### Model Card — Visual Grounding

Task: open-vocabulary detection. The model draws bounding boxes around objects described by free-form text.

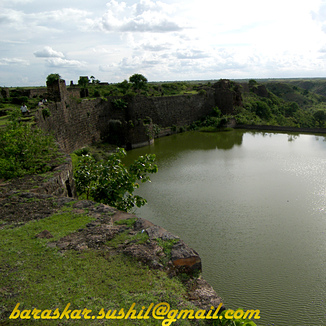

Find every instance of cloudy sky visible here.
[1,0,326,86]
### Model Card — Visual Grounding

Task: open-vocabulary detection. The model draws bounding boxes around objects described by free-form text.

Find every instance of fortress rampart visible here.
[35,79,242,153]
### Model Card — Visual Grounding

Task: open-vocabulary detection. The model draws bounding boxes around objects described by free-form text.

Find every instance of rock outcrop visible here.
[0,159,224,313]
[213,79,243,114]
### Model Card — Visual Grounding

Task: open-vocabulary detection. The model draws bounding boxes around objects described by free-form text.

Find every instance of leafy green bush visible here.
[74,148,158,212]
[253,100,272,119]
[129,74,148,93]
[42,107,51,118]
[0,108,61,179]
[46,73,61,85]
[313,109,326,126]
[112,98,128,110]
[73,147,91,156]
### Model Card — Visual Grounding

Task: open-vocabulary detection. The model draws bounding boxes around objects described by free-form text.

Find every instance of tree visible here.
[90,76,100,84]
[248,79,258,90]
[117,80,131,94]
[74,148,158,212]
[129,74,148,93]
[78,76,90,88]
[284,102,299,117]
[254,100,271,119]
[46,73,61,85]
[313,110,326,126]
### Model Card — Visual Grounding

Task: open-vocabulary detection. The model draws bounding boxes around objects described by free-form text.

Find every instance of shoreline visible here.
[234,124,326,135]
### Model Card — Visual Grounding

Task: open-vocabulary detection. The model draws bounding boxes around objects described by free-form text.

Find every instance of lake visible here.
[124,129,326,326]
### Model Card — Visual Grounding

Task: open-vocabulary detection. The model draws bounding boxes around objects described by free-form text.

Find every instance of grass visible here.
[0,118,8,126]
[0,209,204,325]
[106,228,149,249]
[114,217,137,227]
[155,238,179,260]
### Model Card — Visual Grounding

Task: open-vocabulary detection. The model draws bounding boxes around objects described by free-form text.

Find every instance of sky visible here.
[2,0,326,86]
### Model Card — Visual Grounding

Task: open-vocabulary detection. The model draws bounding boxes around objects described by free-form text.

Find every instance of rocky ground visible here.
[0,168,224,314]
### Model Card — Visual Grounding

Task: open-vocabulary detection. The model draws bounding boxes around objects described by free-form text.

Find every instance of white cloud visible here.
[2,0,32,3]
[311,2,326,22]
[0,8,24,26]
[34,46,64,58]
[2,0,326,86]
[141,42,170,52]
[0,58,29,66]
[46,58,86,68]
[96,0,183,33]
[99,64,113,72]
[0,7,90,33]
[175,49,209,60]
[37,8,90,26]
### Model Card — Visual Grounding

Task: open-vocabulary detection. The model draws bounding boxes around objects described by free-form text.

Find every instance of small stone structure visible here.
[213,79,243,114]
[0,87,10,99]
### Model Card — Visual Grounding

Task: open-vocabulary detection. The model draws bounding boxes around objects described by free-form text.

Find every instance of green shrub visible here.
[74,148,158,212]
[0,108,61,179]
[73,147,91,156]
[153,124,161,137]
[46,73,61,85]
[42,107,51,118]
[112,98,128,110]
[93,90,101,97]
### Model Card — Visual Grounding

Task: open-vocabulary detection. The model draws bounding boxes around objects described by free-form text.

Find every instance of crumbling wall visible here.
[213,79,243,114]
[35,98,107,153]
[127,90,216,127]
[0,87,10,99]
[35,79,242,153]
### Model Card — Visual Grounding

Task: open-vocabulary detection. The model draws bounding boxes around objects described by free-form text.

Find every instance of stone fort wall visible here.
[35,80,241,153]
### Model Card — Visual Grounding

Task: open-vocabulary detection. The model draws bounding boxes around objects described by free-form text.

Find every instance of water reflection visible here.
[288,134,299,142]
[156,130,244,151]
[124,130,245,166]
[212,131,243,150]
[125,130,326,326]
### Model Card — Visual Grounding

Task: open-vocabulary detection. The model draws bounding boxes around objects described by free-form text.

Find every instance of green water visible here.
[124,130,326,326]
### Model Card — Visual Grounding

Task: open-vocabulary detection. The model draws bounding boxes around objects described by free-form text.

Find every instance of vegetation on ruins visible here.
[2,76,326,135]
[90,75,100,84]
[46,73,61,85]
[189,79,326,132]
[235,80,326,128]
[78,76,90,89]
[129,73,148,93]
[73,148,158,212]
[111,98,128,110]
[76,75,206,98]
[0,108,62,179]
